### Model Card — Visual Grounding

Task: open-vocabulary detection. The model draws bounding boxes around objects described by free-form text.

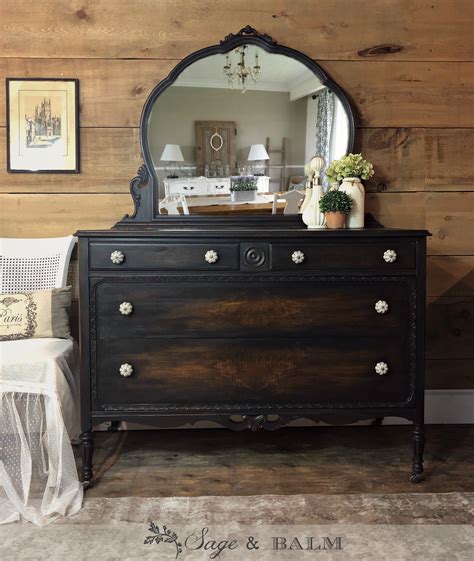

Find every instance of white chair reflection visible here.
[159,194,190,215]
[272,190,305,215]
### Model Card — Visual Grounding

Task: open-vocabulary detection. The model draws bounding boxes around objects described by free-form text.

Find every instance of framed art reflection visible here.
[6,78,80,173]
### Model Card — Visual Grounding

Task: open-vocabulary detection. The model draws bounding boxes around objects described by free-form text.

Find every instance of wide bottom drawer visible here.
[95,280,411,340]
[95,337,413,409]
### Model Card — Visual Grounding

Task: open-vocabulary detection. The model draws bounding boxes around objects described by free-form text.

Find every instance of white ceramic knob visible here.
[205,249,219,264]
[375,300,389,314]
[119,302,133,316]
[110,250,125,264]
[375,362,389,376]
[292,250,305,264]
[383,249,397,263]
[119,363,133,377]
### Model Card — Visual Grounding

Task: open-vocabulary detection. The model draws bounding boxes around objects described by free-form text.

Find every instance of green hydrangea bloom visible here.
[325,153,375,183]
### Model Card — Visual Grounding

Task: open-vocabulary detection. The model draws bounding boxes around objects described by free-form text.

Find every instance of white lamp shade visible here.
[247,144,269,161]
[160,144,184,162]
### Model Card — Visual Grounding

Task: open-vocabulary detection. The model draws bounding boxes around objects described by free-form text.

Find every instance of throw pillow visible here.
[0,287,71,341]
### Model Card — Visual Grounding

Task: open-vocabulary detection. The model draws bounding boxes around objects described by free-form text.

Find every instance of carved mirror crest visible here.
[118,26,355,227]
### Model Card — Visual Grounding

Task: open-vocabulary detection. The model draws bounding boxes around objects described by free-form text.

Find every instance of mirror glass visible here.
[147,45,351,215]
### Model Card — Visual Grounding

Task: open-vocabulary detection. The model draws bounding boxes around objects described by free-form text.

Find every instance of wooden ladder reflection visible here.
[265,136,286,191]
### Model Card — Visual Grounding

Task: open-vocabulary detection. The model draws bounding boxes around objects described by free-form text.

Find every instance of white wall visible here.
[148,86,307,189]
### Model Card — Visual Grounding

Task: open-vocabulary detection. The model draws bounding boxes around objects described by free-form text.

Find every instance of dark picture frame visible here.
[6,78,80,173]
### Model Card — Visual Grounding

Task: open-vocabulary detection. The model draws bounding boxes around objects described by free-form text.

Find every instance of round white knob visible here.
[205,249,219,264]
[110,250,125,264]
[383,249,397,263]
[119,302,133,316]
[375,300,389,314]
[119,363,133,377]
[375,362,389,376]
[292,250,305,264]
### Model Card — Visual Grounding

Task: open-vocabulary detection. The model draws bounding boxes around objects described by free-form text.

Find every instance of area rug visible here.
[0,493,472,560]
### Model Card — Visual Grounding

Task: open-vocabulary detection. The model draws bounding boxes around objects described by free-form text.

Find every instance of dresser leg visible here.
[80,430,94,487]
[410,423,425,484]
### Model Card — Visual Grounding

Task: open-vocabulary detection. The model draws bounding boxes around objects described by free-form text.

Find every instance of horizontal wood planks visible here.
[357,128,474,192]
[427,257,474,297]
[4,192,472,255]
[1,127,472,194]
[0,128,142,193]
[0,0,472,61]
[0,59,472,127]
[0,0,472,389]
[0,59,176,128]
[0,194,133,236]
[322,61,474,128]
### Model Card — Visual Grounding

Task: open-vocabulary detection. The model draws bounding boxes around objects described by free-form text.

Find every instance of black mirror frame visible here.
[116,26,355,229]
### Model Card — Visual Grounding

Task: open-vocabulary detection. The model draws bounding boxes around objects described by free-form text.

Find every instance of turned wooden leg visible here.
[80,430,94,487]
[410,423,425,483]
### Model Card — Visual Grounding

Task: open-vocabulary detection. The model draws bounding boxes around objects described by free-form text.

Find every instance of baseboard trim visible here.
[96,390,474,431]
[381,390,473,425]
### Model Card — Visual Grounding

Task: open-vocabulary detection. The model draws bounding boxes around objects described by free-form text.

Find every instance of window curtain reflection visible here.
[314,88,335,184]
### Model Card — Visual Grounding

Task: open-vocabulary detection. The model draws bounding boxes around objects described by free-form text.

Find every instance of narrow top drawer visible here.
[89,242,239,270]
[271,241,416,271]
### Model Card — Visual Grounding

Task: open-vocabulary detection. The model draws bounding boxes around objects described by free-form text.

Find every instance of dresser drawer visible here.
[89,242,239,270]
[95,337,412,409]
[271,241,416,271]
[94,279,412,340]
[208,179,230,195]
[167,180,209,196]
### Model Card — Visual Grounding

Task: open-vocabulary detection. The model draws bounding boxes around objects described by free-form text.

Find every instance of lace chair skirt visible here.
[0,339,83,525]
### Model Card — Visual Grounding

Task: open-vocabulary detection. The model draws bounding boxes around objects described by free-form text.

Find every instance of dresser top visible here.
[75,227,430,239]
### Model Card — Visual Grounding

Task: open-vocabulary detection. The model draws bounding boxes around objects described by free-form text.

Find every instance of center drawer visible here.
[94,279,412,340]
[95,337,412,408]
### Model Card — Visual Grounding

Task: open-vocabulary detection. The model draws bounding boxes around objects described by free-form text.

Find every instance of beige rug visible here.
[1,493,473,560]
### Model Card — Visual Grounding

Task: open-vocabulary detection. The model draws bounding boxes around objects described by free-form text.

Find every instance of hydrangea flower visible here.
[325,153,375,183]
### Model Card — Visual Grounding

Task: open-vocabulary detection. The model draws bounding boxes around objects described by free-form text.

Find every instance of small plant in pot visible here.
[319,189,353,229]
[230,175,258,202]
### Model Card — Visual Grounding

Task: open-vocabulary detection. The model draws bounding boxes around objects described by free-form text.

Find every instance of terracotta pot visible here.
[325,211,346,229]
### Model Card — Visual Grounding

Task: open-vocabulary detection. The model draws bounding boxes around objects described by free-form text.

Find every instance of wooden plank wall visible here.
[0,0,473,389]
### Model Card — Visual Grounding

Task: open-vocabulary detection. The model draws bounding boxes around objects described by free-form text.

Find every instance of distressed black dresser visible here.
[77,227,429,485]
[76,26,430,486]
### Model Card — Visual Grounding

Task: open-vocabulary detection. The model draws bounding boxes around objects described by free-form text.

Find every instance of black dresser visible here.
[76,26,430,487]
[77,227,429,485]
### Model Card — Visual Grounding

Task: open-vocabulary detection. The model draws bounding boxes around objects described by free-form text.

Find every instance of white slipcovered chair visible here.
[159,194,189,215]
[0,236,83,525]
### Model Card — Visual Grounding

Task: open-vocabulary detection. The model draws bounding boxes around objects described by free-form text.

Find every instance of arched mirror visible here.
[120,27,355,225]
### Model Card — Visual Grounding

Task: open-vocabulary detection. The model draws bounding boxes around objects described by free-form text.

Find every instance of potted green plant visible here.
[325,153,374,228]
[230,175,258,202]
[319,189,353,229]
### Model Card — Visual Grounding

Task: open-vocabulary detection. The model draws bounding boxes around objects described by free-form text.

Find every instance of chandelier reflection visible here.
[223,46,261,93]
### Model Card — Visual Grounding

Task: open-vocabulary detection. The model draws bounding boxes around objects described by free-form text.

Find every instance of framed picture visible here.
[6,78,80,173]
